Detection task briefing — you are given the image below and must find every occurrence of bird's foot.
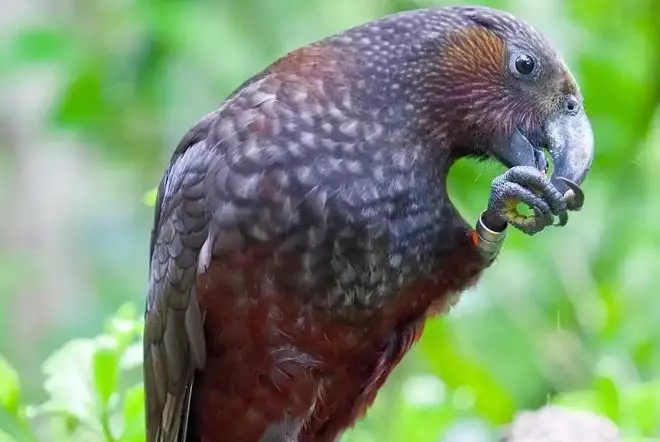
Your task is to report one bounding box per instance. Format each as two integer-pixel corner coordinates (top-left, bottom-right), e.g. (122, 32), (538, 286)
(482, 165), (583, 236)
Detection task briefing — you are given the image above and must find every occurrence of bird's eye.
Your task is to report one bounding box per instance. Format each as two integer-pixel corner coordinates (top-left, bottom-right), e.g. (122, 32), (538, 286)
(514, 54), (535, 75)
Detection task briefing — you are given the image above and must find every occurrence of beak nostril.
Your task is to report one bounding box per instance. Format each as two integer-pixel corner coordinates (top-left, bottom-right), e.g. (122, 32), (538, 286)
(564, 95), (580, 114)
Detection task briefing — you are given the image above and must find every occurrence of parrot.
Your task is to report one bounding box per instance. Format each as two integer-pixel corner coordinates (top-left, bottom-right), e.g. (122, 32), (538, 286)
(143, 5), (594, 442)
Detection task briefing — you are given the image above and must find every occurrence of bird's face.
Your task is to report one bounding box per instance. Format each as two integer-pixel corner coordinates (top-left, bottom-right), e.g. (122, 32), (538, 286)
(435, 7), (594, 206)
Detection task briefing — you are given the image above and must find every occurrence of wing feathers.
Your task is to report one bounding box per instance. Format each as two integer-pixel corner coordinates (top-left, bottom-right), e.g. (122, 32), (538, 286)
(144, 141), (214, 442)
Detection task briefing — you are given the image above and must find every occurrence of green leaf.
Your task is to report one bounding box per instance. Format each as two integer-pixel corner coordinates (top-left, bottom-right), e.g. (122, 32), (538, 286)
(0, 358), (35, 442)
(120, 384), (145, 442)
(38, 339), (102, 434)
(623, 381), (660, 436)
(53, 64), (107, 127)
(594, 375), (621, 422)
(0, 356), (19, 415)
(92, 338), (120, 407)
(106, 303), (143, 350)
(6, 26), (73, 64)
(143, 188), (158, 207)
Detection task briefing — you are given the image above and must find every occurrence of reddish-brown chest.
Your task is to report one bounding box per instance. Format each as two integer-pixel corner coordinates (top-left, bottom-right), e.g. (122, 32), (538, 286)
(191, 229), (485, 442)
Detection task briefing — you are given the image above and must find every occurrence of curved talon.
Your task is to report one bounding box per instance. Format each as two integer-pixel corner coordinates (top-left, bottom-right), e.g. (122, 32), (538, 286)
(554, 210), (568, 227)
(533, 207), (552, 230)
(557, 177), (584, 211)
(534, 207), (547, 222)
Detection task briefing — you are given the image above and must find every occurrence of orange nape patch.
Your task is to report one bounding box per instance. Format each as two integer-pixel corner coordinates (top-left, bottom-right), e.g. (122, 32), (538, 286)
(441, 26), (505, 80)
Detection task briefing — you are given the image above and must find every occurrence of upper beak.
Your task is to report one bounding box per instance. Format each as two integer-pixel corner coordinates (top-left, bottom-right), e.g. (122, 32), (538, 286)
(543, 109), (594, 209)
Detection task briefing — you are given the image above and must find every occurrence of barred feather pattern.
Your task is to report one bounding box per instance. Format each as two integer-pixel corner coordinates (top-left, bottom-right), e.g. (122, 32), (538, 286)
(144, 5), (578, 441)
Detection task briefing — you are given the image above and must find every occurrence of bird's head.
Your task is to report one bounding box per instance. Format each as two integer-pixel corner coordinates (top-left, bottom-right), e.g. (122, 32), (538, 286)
(419, 6), (594, 208)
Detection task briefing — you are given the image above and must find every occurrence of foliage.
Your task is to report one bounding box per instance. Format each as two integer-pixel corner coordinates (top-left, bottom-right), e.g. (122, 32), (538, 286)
(1, 0), (659, 441)
(0, 306), (659, 441)
(0, 306), (144, 442)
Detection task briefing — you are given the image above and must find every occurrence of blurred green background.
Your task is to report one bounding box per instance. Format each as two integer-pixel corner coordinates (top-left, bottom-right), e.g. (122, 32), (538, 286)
(1, 0), (659, 440)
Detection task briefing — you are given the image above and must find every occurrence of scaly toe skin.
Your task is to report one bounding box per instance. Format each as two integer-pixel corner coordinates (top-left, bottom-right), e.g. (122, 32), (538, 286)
(500, 166), (569, 225)
(508, 209), (546, 235)
(486, 177), (554, 236)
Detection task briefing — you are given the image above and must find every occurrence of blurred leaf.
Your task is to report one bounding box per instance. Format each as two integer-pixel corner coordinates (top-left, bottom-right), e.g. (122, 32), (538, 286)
(391, 374), (454, 442)
(0, 357), (35, 442)
(120, 343), (143, 371)
(594, 375), (621, 422)
(623, 381), (660, 436)
(38, 339), (100, 433)
(7, 27), (74, 64)
(553, 390), (605, 415)
(120, 384), (145, 442)
(143, 188), (158, 207)
(0, 356), (20, 415)
(30, 306), (147, 440)
(419, 320), (516, 424)
(0, 428), (17, 442)
(106, 303), (142, 350)
(53, 64), (108, 128)
(92, 339), (119, 407)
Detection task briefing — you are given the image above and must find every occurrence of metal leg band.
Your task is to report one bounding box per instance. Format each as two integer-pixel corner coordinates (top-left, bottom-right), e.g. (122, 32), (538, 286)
(474, 211), (508, 263)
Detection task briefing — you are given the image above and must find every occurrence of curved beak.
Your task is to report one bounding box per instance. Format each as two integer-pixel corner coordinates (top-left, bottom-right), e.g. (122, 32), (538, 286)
(544, 109), (594, 209)
(492, 108), (594, 211)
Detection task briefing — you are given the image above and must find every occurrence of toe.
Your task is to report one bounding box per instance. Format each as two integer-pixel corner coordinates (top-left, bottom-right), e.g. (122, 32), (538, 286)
(504, 166), (568, 220)
(489, 181), (553, 235)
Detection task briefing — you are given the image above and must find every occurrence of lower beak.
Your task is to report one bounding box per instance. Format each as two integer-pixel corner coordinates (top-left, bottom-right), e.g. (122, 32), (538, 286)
(544, 110), (594, 209)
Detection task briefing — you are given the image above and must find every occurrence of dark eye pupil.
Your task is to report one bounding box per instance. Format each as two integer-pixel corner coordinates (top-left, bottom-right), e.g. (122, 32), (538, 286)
(515, 55), (535, 75)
